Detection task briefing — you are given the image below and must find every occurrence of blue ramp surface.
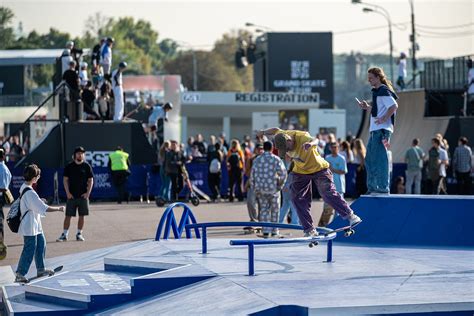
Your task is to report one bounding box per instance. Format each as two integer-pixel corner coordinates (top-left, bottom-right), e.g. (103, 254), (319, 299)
(331, 195), (474, 247)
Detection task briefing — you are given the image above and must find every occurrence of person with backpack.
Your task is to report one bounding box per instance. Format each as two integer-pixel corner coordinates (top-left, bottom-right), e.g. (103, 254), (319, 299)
(405, 138), (425, 194)
(207, 142), (224, 202)
(14, 164), (64, 283)
(0, 148), (12, 260)
(226, 139), (245, 202)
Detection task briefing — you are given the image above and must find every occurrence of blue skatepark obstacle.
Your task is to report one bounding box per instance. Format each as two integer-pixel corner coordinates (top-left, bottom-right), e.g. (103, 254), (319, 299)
(331, 195), (474, 247)
(155, 202), (200, 241)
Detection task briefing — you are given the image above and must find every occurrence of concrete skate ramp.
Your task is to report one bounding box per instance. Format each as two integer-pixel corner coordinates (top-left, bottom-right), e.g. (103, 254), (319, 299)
(331, 195), (474, 247)
(358, 89), (451, 162)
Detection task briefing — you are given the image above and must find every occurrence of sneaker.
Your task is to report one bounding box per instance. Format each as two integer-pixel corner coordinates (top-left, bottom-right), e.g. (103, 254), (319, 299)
(15, 273), (28, 283)
(348, 214), (362, 227)
(304, 229), (319, 237)
(0, 241), (7, 260)
(37, 269), (55, 278)
(76, 233), (85, 241)
(261, 233), (270, 239)
(271, 232), (284, 239)
(56, 233), (68, 242)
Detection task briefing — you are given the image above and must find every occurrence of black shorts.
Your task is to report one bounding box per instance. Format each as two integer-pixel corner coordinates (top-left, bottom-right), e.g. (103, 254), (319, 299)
(66, 198), (89, 216)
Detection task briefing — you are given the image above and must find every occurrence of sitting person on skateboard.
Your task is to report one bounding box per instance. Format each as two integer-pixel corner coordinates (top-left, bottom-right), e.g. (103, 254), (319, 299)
(256, 128), (361, 237)
(15, 164), (65, 283)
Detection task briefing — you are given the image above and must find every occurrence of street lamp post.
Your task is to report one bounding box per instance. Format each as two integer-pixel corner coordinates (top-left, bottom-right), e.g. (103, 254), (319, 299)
(177, 42), (198, 91)
(409, 0), (417, 85)
(362, 7), (394, 83)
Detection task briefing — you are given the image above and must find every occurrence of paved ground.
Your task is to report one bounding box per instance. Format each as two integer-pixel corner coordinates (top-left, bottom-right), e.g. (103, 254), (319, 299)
(1, 199), (326, 268)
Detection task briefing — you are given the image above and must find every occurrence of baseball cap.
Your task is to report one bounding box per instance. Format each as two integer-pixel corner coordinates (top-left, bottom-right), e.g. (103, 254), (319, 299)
(255, 143), (263, 149)
(74, 146), (86, 154)
(274, 133), (290, 159)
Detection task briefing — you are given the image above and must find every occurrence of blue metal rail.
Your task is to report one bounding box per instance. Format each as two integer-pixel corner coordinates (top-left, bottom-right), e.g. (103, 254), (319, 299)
(186, 222), (306, 254)
(186, 222), (337, 276)
(230, 233), (336, 276)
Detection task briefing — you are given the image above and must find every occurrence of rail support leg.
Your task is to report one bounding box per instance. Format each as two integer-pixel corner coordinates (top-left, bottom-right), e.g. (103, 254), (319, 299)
(249, 244), (255, 276)
(325, 240), (333, 263)
(202, 227), (207, 254)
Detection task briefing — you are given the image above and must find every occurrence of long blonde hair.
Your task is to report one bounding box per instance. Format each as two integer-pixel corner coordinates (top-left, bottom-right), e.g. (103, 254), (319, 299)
(368, 67), (394, 92)
(353, 138), (367, 165)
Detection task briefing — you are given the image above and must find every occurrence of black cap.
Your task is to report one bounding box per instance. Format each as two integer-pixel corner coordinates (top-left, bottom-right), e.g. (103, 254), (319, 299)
(74, 146), (86, 154)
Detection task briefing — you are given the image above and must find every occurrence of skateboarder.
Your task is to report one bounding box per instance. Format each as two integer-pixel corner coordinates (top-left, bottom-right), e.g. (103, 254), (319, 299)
(15, 164), (65, 283)
(256, 128), (361, 237)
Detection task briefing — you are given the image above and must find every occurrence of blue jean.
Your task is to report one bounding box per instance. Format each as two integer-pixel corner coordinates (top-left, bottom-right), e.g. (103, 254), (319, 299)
(159, 166), (171, 200)
(366, 129), (392, 193)
(279, 176), (299, 225)
(16, 233), (46, 276)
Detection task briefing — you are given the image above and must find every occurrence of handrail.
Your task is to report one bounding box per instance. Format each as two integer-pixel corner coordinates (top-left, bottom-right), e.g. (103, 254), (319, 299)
(1, 82), (67, 149)
(186, 221), (306, 254)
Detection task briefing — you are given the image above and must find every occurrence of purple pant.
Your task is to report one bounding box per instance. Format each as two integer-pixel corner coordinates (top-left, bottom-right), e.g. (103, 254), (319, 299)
(290, 168), (353, 232)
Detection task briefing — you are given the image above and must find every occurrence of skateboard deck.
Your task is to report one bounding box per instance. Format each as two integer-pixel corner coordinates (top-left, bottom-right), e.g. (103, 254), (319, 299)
(22, 266), (63, 284)
(191, 185), (212, 203)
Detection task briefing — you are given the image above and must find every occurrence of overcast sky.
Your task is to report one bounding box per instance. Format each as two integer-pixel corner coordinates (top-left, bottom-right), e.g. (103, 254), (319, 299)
(3, 0), (473, 58)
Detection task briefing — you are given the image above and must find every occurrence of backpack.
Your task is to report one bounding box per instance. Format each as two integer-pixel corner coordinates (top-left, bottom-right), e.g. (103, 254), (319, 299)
(209, 158), (221, 174)
(6, 187), (32, 233)
(427, 148), (440, 180)
(228, 151), (241, 169)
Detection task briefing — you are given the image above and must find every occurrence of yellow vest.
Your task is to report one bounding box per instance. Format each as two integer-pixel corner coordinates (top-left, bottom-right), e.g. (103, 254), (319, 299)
(109, 150), (129, 171)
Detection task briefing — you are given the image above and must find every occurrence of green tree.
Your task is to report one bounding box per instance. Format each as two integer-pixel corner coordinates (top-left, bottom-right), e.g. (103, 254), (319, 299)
(212, 29), (253, 91)
(164, 50), (245, 91)
(0, 7), (16, 49)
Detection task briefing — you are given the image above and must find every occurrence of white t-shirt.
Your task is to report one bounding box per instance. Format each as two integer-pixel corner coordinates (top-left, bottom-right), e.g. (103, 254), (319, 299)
(111, 69), (122, 89)
(398, 59), (407, 78)
(369, 95), (397, 133)
(18, 184), (49, 236)
(468, 68), (474, 95)
(79, 70), (88, 86)
(438, 148), (449, 177)
(148, 106), (167, 125)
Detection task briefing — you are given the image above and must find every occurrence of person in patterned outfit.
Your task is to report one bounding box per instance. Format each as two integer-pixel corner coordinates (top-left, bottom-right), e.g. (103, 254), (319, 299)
(250, 141), (287, 238)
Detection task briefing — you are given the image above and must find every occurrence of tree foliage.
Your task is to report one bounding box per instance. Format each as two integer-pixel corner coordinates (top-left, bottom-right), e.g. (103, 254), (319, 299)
(0, 7), (253, 91)
(164, 30), (254, 91)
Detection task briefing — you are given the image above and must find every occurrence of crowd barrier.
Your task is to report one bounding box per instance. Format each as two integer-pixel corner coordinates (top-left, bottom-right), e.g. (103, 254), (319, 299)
(5, 161), (414, 200)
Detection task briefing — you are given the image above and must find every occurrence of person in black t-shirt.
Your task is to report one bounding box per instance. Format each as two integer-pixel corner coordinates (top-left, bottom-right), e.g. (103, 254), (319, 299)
(62, 60), (82, 121)
(56, 146), (94, 242)
(81, 81), (100, 120)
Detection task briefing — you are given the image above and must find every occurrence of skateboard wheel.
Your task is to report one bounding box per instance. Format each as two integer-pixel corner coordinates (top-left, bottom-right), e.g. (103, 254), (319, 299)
(308, 243), (314, 248)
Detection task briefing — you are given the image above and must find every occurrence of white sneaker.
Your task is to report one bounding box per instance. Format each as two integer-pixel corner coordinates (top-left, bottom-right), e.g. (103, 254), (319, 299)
(349, 214), (362, 226)
(56, 233), (68, 242)
(76, 233), (85, 241)
(304, 229), (319, 237)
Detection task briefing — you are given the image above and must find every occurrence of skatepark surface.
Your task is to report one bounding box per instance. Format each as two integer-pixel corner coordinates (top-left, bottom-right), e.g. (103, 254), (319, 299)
(1, 200), (473, 315)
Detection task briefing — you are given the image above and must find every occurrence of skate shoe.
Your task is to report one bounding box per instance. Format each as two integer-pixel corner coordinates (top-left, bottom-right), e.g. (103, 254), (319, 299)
(348, 214), (362, 226)
(56, 233), (68, 242)
(76, 233), (85, 241)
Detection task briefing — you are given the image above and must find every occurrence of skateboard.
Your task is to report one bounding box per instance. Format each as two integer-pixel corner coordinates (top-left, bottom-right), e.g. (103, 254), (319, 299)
(243, 227), (261, 234)
(0, 241), (6, 260)
(324, 220), (362, 238)
(308, 238), (319, 248)
(191, 185), (212, 203)
(23, 266), (63, 284)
